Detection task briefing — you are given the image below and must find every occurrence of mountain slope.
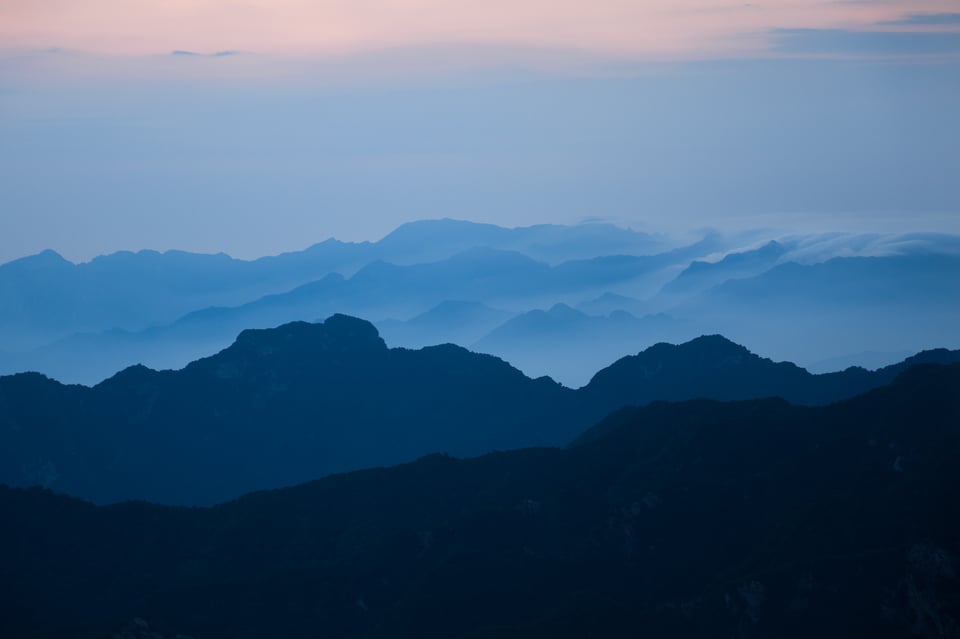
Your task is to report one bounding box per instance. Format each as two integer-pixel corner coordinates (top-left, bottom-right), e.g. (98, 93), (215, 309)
(3, 319), (960, 506)
(375, 218), (668, 264)
(583, 333), (960, 407)
(376, 300), (515, 349)
(0, 242), (713, 385)
(1, 363), (957, 639)
(0, 315), (593, 505)
(659, 239), (788, 296)
(0, 242), (372, 350)
(473, 305), (692, 387)
(0, 220), (674, 351)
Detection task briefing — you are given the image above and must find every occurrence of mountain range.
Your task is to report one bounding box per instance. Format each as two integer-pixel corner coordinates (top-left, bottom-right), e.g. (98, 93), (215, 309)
(0, 219), (670, 351)
(2, 222), (959, 387)
(2, 362), (957, 638)
(2, 314), (958, 506)
(0, 235), (723, 385)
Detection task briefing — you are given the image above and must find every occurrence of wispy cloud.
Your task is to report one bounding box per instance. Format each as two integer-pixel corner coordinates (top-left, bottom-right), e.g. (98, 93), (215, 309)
(879, 12), (960, 26)
(171, 50), (241, 57)
(773, 28), (960, 56)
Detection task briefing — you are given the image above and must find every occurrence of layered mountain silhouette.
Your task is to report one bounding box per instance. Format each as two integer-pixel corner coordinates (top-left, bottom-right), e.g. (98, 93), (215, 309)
(670, 252), (960, 369)
(0, 315), (590, 505)
(2, 315), (959, 505)
(659, 239), (788, 296)
(0, 219), (670, 351)
(473, 304), (692, 386)
(4, 226), (959, 386)
(0, 238), (723, 385)
(2, 363), (957, 638)
(697, 253), (960, 310)
(376, 300), (515, 349)
(372, 218), (668, 264)
(582, 333), (960, 408)
(0, 243), (367, 350)
(575, 291), (649, 316)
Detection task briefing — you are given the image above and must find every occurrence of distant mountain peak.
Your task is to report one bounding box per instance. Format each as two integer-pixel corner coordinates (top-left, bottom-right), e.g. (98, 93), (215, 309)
(2, 249), (71, 270)
(546, 303), (585, 320)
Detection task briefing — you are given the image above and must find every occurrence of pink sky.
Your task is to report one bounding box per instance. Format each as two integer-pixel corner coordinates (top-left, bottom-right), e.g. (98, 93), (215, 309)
(1, 0), (957, 58)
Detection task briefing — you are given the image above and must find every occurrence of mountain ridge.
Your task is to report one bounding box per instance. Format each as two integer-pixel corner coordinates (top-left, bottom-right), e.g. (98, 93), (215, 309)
(2, 315), (960, 505)
(1, 362), (957, 638)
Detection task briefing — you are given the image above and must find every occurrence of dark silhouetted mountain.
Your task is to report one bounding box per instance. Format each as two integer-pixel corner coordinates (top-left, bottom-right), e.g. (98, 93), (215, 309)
(376, 301), (515, 349)
(1, 363), (957, 639)
(0, 315), (598, 505)
(3, 317), (960, 506)
(807, 349), (913, 374)
(582, 333), (960, 408)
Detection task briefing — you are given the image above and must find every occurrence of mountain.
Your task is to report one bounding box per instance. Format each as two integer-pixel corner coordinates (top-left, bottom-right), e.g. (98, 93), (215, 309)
(3, 317), (960, 506)
(0, 219), (677, 352)
(376, 300), (515, 349)
(0, 315), (596, 505)
(574, 291), (649, 316)
(4, 229), (959, 385)
(700, 253), (960, 310)
(807, 349), (913, 374)
(671, 253), (960, 368)
(659, 240), (788, 296)
(340, 242), (725, 310)
(2, 363), (957, 639)
(473, 304), (694, 387)
(582, 333), (960, 408)
(0, 241), (372, 351)
(374, 218), (669, 264)
(0, 243), (717, 385)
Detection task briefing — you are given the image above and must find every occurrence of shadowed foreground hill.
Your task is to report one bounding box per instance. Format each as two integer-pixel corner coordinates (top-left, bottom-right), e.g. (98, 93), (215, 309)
(1, 316), (959, 506)
(1, 364), (958, 639)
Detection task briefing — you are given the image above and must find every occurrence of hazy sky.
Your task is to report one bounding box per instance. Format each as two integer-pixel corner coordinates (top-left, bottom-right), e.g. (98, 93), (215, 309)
(1, 1), (959, 262)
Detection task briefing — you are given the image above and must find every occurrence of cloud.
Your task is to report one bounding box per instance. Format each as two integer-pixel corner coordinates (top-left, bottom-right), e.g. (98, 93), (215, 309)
(879, 12), (960, 26)
(171, 50), (240, 57)
(773, 28), (960, 56)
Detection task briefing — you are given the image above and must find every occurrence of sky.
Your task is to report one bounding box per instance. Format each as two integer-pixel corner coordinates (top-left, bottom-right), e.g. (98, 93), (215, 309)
(1, 1), (959, 263)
